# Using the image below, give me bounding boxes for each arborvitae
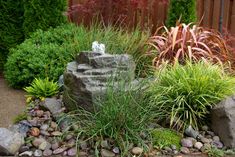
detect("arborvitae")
[23,0,67,37]
[0,0,24,71]
[166,0,197,27]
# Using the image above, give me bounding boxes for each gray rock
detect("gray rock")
[63,51,137,111]
[180,147,190,154]
[8,121,31,137]
[19,146,30,153]
[58,75,64,87]
[212,141,224,149]
[19,151,33,156]
[51,142,60,150]
[53,147,67,155]
[200,137,210,144]
[32,138,46,148]
[42,98,62,116]
[0,128,24,155]
[171,145,177,150]
[213,136,220,142]
[194,142,203,150]
[101,149,115,157]
[67,147,77,156]
[101,140,110,149]
[211,95,235,148]
[80,141,88,150]
[39,141,51,150]
[43,149,53,156]
[34,149,42,157]
[131,147,143,155]
[112,147,120,154]
[181,138,193,148]
[67,138,76,148]
[40,124,49,131]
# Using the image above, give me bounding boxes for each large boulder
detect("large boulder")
[211,95,235,148]
[0,128,24,155]
[63,51,136,111]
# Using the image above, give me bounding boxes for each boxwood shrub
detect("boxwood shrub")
[5,24,151,88]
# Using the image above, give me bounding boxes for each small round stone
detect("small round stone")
[181,138,193,148]
[101,149,115,157]
[131,147,143,155]
[212,141,223,149]
[194,142,203,150]
[51,142,60,150]
[51,131,63,136]
[32,138,46,148]
[31,127,40,137]
[36,110,44,117]
[67,147,77,156]
[43,149,53,156]
[164,146,172,152]
[40,124,49,131]
[101,140,110,149]
[19,146,30,153]
[112,147,120,154]
[34,149,43,157]
[200,137,210,144]
[19,151,33,157]
[180,147,190,154]
[53,147,67,155]
[171,145,177,150]
[213,136,220,142]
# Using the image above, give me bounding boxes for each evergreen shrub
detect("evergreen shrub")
[166,0,197,27]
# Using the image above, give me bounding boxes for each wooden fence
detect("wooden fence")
[67,0,235,34]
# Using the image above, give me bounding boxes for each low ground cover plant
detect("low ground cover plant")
[24,78,59,99]
[147,61,235,130]
[152,128,181,149]
[5,24,151,88]
[148,23,230,68]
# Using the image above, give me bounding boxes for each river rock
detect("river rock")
[0,128,24,155]
[19,151,33,156]
[181,138,193,148]
[180,147,190,154]
[101,149,115,157]
[211,95,235,148]
[194,142,203,150]
[67,147,77,156]
[131,147,143,155]
[43,149,53,156]
[34,149,42,157]
[42,98,62,116]
[63,51,136,111]
[32,138,46,148]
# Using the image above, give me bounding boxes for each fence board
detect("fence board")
[212,0,221,30]
[67,0,235,33]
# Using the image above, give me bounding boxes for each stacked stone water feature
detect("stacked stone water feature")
[63,51,136,111]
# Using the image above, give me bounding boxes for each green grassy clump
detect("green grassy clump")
[147,61,235,130]
[5,24,151,88]
[206,146,224,157]
[24,78,59,98]
[166,0,197,27]
[59,80,157,156]
[152,128,181,149]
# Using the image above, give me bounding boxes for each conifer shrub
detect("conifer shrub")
[166,0,197,27]
[23,0,67,37]
[0,0,24,71]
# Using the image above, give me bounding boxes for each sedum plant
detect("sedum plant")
[147,61,235,130]
[24,78,59,98]
[148,23,230,68]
